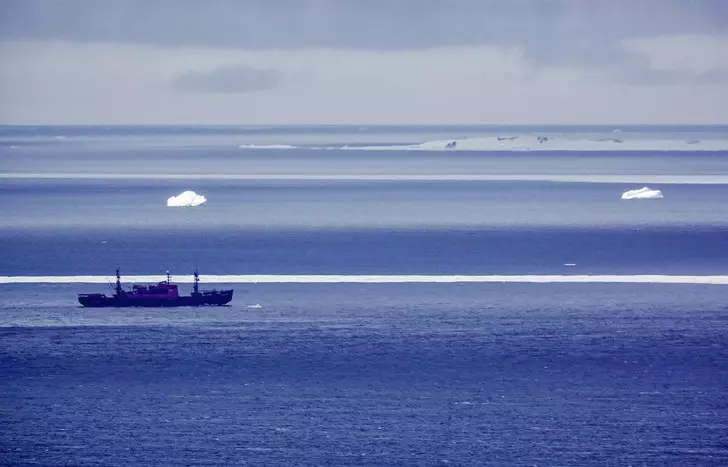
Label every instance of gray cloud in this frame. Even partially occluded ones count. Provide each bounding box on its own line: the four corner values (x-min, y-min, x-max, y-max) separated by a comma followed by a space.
1, 0, 727, 124
618, 67, 728, 86
1, 1, 725, 55
172, 65, 280, 93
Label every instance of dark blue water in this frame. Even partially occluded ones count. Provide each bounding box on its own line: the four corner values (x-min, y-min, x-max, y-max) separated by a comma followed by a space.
2, 178, 728, 276
2, 283, 727, 466
2, 126, 728, 465
3, 226, 728, 277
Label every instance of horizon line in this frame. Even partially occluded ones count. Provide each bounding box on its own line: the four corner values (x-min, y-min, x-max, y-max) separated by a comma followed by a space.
2, 123, 728, 128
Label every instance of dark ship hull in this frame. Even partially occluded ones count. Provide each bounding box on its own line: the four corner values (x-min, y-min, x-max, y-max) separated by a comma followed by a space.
78, 290, 233, 307
78, 269, 233, 307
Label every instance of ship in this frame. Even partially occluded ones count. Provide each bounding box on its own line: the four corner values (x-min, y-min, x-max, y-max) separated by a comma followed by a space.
78, 269, 233, 307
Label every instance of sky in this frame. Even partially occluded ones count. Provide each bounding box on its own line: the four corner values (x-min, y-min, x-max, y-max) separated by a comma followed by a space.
0, 0, 727, 125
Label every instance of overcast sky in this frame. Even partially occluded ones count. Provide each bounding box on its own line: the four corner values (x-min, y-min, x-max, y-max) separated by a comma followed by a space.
0, 0, 726, 124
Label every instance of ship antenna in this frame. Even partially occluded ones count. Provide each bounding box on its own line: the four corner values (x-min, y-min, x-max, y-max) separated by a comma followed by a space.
166, 270, 171, 284
115, 268, 122, 295
193, 268, 200, 294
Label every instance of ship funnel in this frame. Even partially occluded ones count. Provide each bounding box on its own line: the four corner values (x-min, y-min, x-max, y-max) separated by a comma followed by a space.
115, 268, 122, 294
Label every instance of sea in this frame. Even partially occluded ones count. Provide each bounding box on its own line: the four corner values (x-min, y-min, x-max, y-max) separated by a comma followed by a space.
1, 125, 727, 466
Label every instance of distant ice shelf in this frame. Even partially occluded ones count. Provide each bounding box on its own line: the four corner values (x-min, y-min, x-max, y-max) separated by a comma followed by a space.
341, 135, 728, 152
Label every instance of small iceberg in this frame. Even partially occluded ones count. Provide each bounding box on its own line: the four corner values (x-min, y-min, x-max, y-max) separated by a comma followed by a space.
621, 187, 664, 200
167, 190, 207, 207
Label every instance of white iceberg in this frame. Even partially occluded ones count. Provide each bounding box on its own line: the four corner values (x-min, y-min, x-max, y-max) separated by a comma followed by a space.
167, 190, 207, 207
621, 187, 664, 200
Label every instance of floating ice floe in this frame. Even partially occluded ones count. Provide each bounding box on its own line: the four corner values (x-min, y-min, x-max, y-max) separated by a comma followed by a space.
4, 274, 728, 284
167, 190, 207, 207
621, 187, 664, 200
238, 144, 297, 149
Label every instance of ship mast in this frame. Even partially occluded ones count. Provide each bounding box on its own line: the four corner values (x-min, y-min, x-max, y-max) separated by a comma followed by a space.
166, 271, 171, 284
193, 268, 200, 294
115, 268, 122, 295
